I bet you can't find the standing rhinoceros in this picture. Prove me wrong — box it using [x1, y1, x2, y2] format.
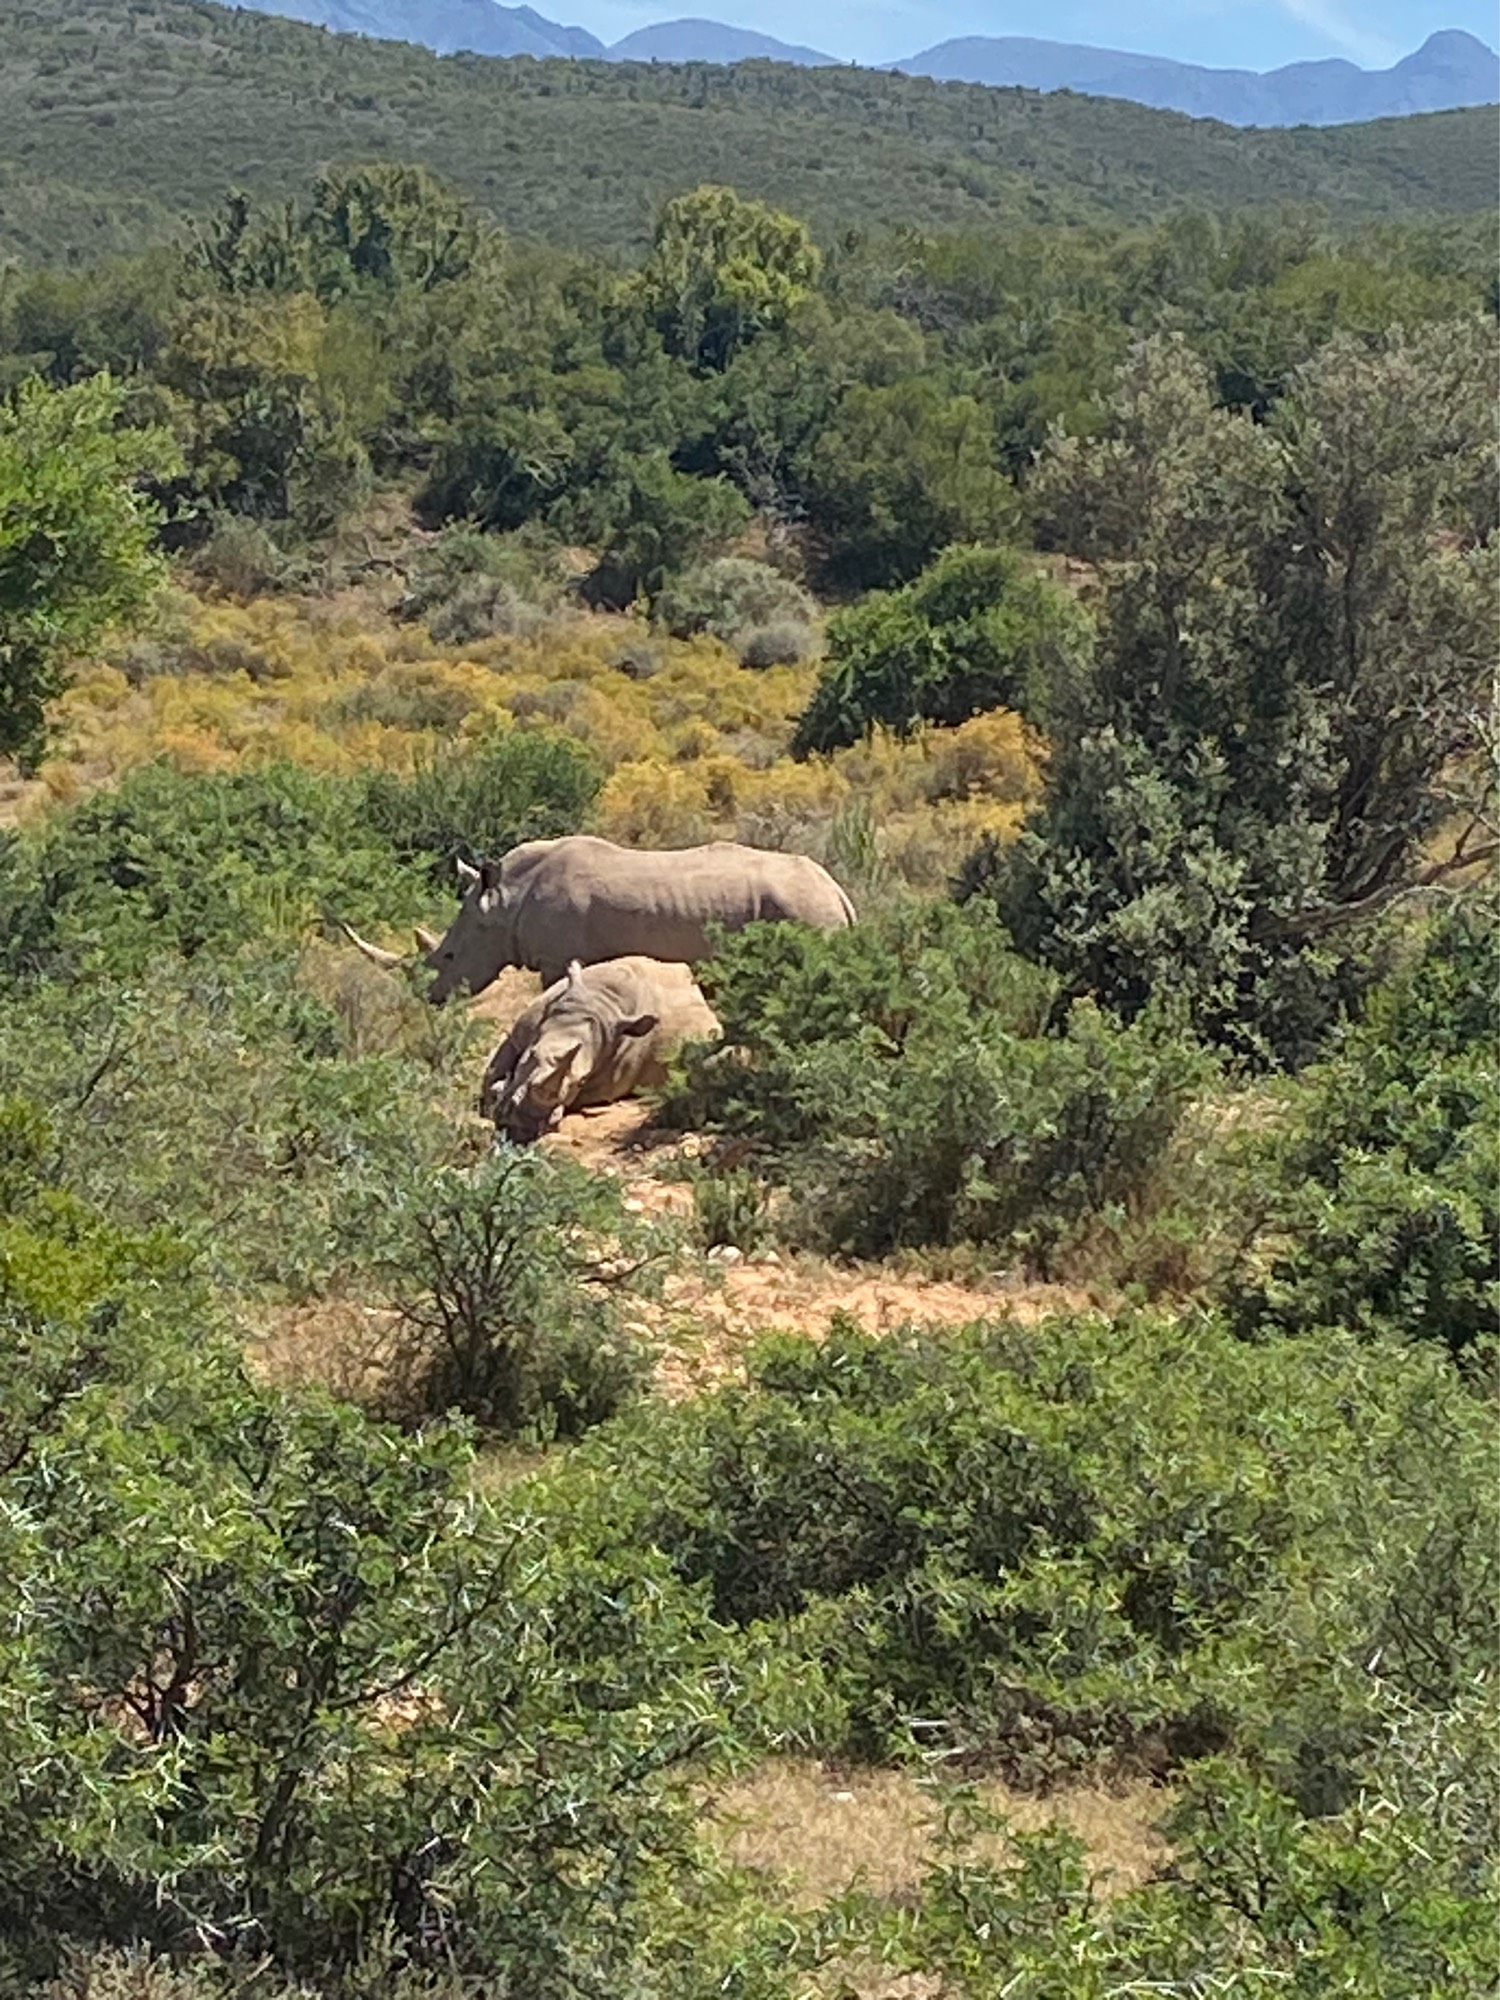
[348, 834, 855, 1000]
[480, 956, 720, 1143]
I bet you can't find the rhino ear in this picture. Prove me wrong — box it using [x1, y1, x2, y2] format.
[565, 959, 586, 992]
[455, 857, 480, 892]
[616, 1011, 659, 1041]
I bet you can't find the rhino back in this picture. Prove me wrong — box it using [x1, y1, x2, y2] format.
[506, 838, 852, 975]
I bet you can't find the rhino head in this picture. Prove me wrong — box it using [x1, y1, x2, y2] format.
[347, 858, 521, 1003]
[482, 961, 659, 1144]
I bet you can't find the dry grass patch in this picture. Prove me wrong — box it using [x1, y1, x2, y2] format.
[708, 1757, 1170, 1909]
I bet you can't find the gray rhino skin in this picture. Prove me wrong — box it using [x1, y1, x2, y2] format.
[426, 834, 855, 1000]
[481, 956, 721, 1143]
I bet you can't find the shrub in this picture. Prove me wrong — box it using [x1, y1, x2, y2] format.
[874, 1688, 1500, 1995]
[665, 904, 1209, 1267]
[356, 727, 602, 882]
[188, 511, 300, 598]
[564, 1311, 1495, 1784]
[736, 618, 814, 668]
[373, 1151, 649, 1437]
[654, 556, 816, 648]
[793, 544, 1092, 757]
[399, 524, 565, 644]
[1225, 898, 1499, 1356]
[563, 455, 752, 610]
[691, 1165, 771, 1252]
[0, 952, 475, 1298]
[0, 1211, 717, 1989]
[0, 761, 419, 979]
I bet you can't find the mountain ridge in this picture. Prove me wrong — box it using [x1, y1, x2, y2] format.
[895, 29, 1499, 126]
[220, 4, 1500, 126]
[1, 0, 1494, 273]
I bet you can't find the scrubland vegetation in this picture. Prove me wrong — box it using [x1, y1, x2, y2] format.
[0, 89, 1495, 2000]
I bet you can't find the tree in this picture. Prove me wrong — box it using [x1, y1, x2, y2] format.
[0, 375, 173, 772]
[557, 450, 750, 609]
[981, 325, 1497, 1063]
[793, 543, 1091, 756]
[154, 291, 372, 531]
[803, 377, 1021, 589]
[632, 184, 822, 373]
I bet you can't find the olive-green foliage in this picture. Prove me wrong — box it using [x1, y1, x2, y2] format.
[396, 524, 568, 643]
[0, 1170, 720, 1992]
[0, 0, 1494, 275]
[0, 374, 176, 770]
[357, 729, 602, 886]
[803, 378, 1023, 588]
[689, 1166, 771, 1253]
[982, 323, 1499, 1063]
[0, 763, 414, 979]
[793, 544, 1090, 755]
[3, 153, 1492, 626]
[654, 555, 815, 650]
[630, 185, 821, 374]
[559, 1312, 1495, 1785]
[665, 905, 1208, 1265]
[865, 1690, 1498, 1995]
[0, 956, 469, 1298]
[1227, 899, 1499, 1357]
[375, 1150, 649, 1437]
[0, 737, 600, 980]
[562, 454, 753, 609]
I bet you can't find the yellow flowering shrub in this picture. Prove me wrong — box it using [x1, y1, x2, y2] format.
[38, 583, 1047, 885]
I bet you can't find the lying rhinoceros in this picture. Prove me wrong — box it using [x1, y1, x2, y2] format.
[480, 955, 720, 1143]
[348, 834, 855, 1000]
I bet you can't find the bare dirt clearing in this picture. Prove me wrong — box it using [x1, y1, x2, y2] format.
[539, 1097, 1090, 1396]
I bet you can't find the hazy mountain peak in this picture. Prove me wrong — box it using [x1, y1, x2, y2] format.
[895, 28, 1498, 125]
[607, 18, 838, 66]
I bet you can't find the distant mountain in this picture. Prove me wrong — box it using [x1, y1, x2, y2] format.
[249, 0, 603, 59]
[608, 19, 836, 66]
[895, 30, 1500, 127]
[233, 5, 1498, 128]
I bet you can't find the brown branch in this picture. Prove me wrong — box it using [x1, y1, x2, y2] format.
[1259, 837, 1499, 944]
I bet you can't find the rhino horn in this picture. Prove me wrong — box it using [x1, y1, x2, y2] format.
[456, 857, 481, 892]
[414, 925, 443, 954]
[341, 922, 407, 970]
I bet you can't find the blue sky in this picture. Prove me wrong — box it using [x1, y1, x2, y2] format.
[567, 2, 1498, 68]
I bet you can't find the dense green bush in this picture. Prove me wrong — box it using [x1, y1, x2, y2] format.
[793, 544, 1091, 756]
[665, 905, 1209, 1265]
[866, 1686, 1499, 1995]
[357, 728, 602, 885]
[559, 1311, 1495, 1788]
[0, 1180, 723, 1993]
[0, 373, 175, 770]
[0, 737, 600, 982]
[1226, 899, 1499, 1356]
[985, 326, 1497, 1064]
[0, 954, 474, 1298]
[0, 762, 415, 980]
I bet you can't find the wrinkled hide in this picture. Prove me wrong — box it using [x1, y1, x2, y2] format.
[421, 835, 855, 1001]
[480, 957, 720, 1143]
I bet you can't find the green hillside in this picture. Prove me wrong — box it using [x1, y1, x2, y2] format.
[0, 0, 1494, 267]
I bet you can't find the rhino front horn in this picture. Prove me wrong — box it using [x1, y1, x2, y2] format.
[341, 922, 406, 970]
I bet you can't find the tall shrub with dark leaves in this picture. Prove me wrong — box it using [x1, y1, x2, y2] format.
[979, 324, 1497, 1063]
